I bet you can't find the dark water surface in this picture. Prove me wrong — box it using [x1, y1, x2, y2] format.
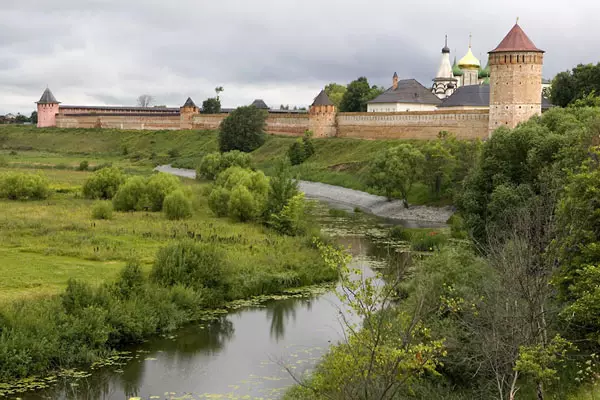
[19, 206, 428, 400]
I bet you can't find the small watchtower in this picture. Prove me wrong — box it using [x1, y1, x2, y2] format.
[36, 88, 60, 128]
[180, 97, 199, 129]
[308, 90, 336, 138]
[488, 21, 544, 135]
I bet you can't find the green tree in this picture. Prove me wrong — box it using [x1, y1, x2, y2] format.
[30, 111, 38, 124]
[215, 86, 224, 100]
[14, 114, 28, 124]
[339, 77, 383, 112]
[219, 105, 267, 153]
[368, 144, 425, 208]
[324, 83, 347, 108]
[550, 63, 600, 107]
[202, 97, 221, 114]
[422, 140, 456, 197]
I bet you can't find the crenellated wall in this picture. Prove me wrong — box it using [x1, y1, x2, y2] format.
[266, 114, 309, 136]
[335, 110, 489, 140]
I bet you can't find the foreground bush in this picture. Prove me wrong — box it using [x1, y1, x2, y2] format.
[112, 173, 181, 212]
[287, 131, 316, 165]
[163, 190, 192, 220]
[146, 173, 181, 211]
[91, 201, 113, 220]
[82, 167, 125, 199]
[410, 231, 447, 252]
[0, 171, 50, 200]
[197, 151, 253, 181]
[219, 105, 267, 153]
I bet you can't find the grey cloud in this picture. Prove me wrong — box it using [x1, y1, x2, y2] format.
[2, 0, 600, 114]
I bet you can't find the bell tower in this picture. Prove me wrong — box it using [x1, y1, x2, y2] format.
[488, 22, 544, 135]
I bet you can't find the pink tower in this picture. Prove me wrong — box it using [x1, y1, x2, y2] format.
[36, 88, 60, 127]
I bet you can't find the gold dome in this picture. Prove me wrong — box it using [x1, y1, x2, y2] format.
[458, 47, 480, 69]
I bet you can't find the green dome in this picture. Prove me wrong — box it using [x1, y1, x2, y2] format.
[452, 56, 464, 77]
[478, 60, 490, 79]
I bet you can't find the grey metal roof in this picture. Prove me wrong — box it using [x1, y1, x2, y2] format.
[312, 90, 333, 106]
[250, 99, 269, 109]
[37, 88, 59, 104]
[368, 79, 442, 105]
[439, 84, 554, 109]
[182, 97, 197, 108]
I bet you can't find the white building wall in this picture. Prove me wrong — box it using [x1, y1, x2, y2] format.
[367, 103, 438, 112]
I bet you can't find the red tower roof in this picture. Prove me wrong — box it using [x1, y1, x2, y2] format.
[489, 23, 544, 53]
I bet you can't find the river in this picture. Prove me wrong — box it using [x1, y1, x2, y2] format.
[17, 169, 443, 400]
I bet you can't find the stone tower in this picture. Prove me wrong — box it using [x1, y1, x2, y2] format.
[488, 23, 544, 135]
[180, 97, 199, 129]
[36, 88, 60, 128]
[308, 90, 336, 138]
[432, 35, 458, 99]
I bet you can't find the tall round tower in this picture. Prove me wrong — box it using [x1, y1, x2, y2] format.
[36, 88, 60, 128]
[488, 22, 544, 135]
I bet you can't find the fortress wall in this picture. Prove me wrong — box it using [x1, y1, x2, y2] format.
[56, 114, 181, 130]
[266, 114, 309, 136]
[336, 110, 489, 140]
[192, 114, 226, 130]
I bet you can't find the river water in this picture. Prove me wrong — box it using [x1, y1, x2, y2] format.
[17, 172, 442, 400]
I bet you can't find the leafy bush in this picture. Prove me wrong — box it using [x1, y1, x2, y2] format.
[146, 173, 181, 211]
[447, 213, 468, 239]
[410, 231, 447, 252]
[268, 193, 308, 236]
[91, 201, 113, 220]
[163, 190, 192, 220]
[196, 151, 253, 181]
[167, 148, 180, 158]
[389, 226, 412, 241]
[287, 131, 316, 165]
[78, 160, 89, 171]
[82, 167, 125, 199]
[207, 187, 231, 217]
[112, 176, 150, 211]
[114, 261, 145, 299]
[0, 172, 50, 200]
[219, 105, 267, 153]
[228, 185, 260, 222]
[151, 241, 229, 292]
[90, 162, 113, 172]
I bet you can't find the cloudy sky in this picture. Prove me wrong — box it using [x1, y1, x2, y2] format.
[1, 0, 598, 115]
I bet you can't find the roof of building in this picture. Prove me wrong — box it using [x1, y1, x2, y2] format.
[37, 88, 60, 104]
[442, 35, 450, 54]
[182, 97, 197, 108]
[458, 47, 480, 69]
[312, 90, 334, 106]
[439, 84, 553, 109]
[489, 23, 544, 53]
[250, 99, 269, 109]
[368, 79, 442, 105]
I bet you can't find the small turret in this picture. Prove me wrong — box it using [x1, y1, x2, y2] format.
[36, 88, 60, 128]
[392, 72, 399, 90]
[309, 90, 336, 138]
[432, 35, 458, 99]
[180, 97, 199, 129]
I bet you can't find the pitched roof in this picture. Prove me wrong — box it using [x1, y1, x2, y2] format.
[489, 23, 544, 53]
[37, 88, 59, 104]
[312, 90, 334, 106]
[250, 99, 269, 109]
[368, 79, 442, 105]
[439, 84, 553, 109]
[182, 97, 197, 108]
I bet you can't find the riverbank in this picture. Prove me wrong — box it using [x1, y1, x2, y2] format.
[155, 165, 453, 225]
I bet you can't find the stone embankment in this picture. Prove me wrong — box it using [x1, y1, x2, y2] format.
[155, 165, 453, 225]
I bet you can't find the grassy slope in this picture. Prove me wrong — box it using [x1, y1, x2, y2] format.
[1, 126, 435, 202]
[0, 166, 328, 304]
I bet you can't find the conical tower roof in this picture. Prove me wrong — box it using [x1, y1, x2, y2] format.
[250, 99, 269, 109]
[37, 88, 59, 104]
[489, 23, 544, 53]
[312, 90, 333, 106]
[182, 97, 197, 108]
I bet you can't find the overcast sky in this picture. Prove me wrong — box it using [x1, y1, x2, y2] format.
[1, 0, 599, 115]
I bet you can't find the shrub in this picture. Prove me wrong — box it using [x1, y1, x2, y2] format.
[410, 231, 447, 252]
[114, 261, 145, 299]
[196, 151, 253, 181]
[90, 162, 113, 172]
[163, 190, 192, 220]
[82, 167, 125, 199]
[112, 176, 150, 211]
[151, 241, 229, 292]
[78, 160, 89, 171]
[167, 148, 180, 158]
[91, 201, 113, 220]
[208, 187, 230, 217]
[0, 172, 50, 200]
[264, 161, 298, 218]
[146, 173, 181, 211]
[269, 193, 308, 236]
[228, 185, 260, 222]
[389, 226, 412, 241]
[287, 131, 316, 166]
[208, 167, 269, 221]
[447, 213, 468, 239]
[219, 105, 267, 152]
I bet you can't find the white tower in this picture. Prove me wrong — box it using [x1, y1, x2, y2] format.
[432, 35, 458, 99]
